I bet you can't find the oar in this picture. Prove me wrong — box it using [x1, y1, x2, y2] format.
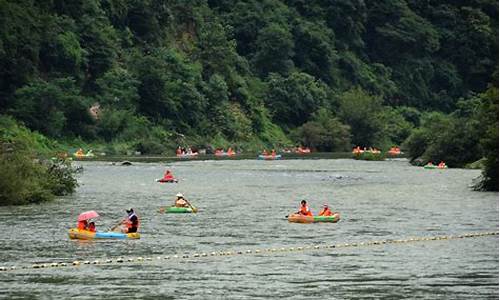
[109, 219, 123, 232]
[184, 198, 198, 213]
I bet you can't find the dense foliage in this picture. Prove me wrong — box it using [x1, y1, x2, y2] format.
[0, 116, 78, 205]
[0, 0, 497, 190]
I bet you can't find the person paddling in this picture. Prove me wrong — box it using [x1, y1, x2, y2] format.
[297, 200, 313, 216]
[318, 204, 333, 216]
[121, 208, 139, 233]
[175, 193, 189, 208]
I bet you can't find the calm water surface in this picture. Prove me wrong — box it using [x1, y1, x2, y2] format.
[0, 159, 498, 299]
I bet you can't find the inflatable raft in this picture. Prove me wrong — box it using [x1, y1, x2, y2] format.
[68, 228, 140, 240]
[258, 154, 282, 160]
[424, 165, 447, 169]
[161, 206, 197, 213]
[157, 178, 178, 183]
[287, 213, 340, 223]
[176, 153, 198, 158]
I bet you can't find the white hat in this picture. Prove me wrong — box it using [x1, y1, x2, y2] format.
[176, 193, 184, 198]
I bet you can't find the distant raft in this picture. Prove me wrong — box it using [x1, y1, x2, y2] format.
[156, 178, 178, 183]
[68, 228, 140, 240]
[424, 164, 448, 169]
[287, 213, 340, 224]
[160, 206, 197, 213]
[176, 153, 199, 158]
[258, 154, 282, 160]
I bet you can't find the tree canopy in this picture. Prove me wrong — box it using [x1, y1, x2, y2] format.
[0, 0, 497, 190]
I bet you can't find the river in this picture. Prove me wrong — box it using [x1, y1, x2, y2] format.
[0, 158, 498, 299]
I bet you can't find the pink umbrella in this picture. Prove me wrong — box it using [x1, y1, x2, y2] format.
[77, 210, 99, 221]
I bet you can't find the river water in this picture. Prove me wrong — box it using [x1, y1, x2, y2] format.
[0, 158, 498, 299]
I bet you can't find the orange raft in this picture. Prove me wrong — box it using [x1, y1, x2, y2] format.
[287, 213, 340, 223]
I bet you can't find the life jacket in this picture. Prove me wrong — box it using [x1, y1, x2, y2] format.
[125, 212, 140, 230]
[299, 205, 313, 216]
[77, 220, 87, 230]
[319, 208, 333, 216]
[88, 223, 96, 232]
[163, 172, 174, 180]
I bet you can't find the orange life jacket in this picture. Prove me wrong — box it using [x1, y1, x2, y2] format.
[319, 208, 333, 216]
[77, 220, 87, 230]
[299, 205, 313, 216]
[124, 213, 140, 230]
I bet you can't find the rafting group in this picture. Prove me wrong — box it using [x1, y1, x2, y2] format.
[258, 149, 281, 160]
[69, 208, 140, 240]
[73, 148, 94, 158]
[214, 147, 236, 156]
[287, 200, 340, 223]
[352, 146, 381, 155]
[69, 168, 340, 240]
[176, 146, 199, 158]
[424, 161, 448, 169]
[69, 192, 199, 240]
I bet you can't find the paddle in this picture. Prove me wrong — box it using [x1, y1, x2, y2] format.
[184, 198, 198, 213]
[109, 219, 124, 232]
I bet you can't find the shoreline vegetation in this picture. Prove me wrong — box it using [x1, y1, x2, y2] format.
[0, 116, 78, 206]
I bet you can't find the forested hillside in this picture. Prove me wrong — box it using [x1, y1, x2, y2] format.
[0, 0, 498, 189]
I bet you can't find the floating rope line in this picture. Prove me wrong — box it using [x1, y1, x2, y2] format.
[0, 231, 497, 272]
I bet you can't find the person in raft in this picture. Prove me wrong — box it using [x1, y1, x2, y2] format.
[297, 200, 313, 216]
[163, 169, 175, 181]
[318, 204, 333, 216]
[77, 219, 88, 230]
[77, 219, 97, 231]
[174, 193, 189, 208]
[121, 208, 139, 233]
[87, 221, 96, 232]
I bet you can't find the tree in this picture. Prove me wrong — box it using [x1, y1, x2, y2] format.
[11, 78, 93, 138]
[292, 108, 351, 151]
[292, 20, 339, 85]
[338, 87, 383, 146]
[253, 23, 294, 76]
[96, 67, 140, 110]
[475, 83, 498, 191]
[265, 72, 328, 128]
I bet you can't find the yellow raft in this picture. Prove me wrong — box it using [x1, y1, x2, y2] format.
[68, 228, 140, 240]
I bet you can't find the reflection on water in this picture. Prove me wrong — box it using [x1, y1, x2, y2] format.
[0, 159, 498, 299]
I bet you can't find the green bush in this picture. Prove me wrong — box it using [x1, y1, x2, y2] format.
[0, 115, 78, 205]
[353, 151, 385, 161]
[292, 108, 351, 152]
